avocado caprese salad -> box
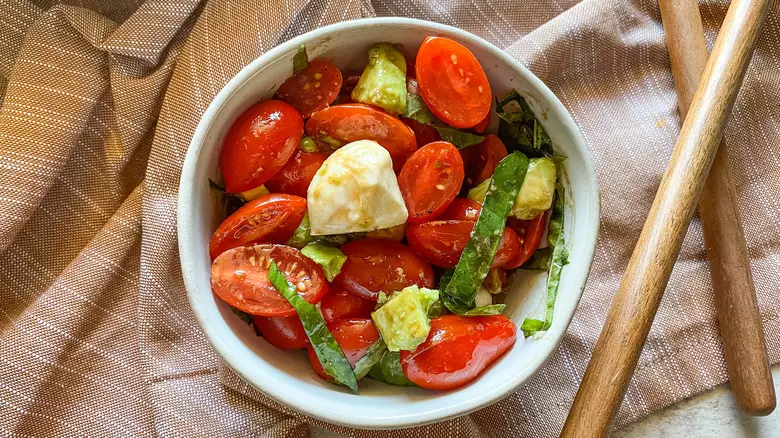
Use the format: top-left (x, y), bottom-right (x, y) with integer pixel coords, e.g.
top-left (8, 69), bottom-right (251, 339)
top-left (208, 37), bottom-right (568, 392)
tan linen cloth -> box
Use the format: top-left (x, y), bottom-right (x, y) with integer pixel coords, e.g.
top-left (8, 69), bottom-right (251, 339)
top-left (1, 0), bottom-right (779, 436)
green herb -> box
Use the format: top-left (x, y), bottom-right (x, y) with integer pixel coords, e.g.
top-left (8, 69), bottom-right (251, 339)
top-left (230, 307), bottom-right (253, 325)
top-left (368, 350), bottom-right (417, 387)
top-left (442, 152), bottom-right (529, 314)
top-left (293, 45), bottom-right (308, 74)
top-left (352, 339), bottom-right (387, 380)
top-left (520, 248), bottom-right (552, 271)
top-left (434, 124), bottom-right (484, 149)
top-left (301, 242), bottom-right (347, 282)
top-left (427, 300), bottom-right (447, 318)
top-left (268, 261), bottom-right (358, 392)
top-left (462, 304), bottom-right (506, 316)
top-left (288, 212), bottom-right (363, 248)
top-left (404, 94), bottom-right (435, 124)
top-left (300, 136), bottom-right (318, 153)
top-left (520, 183), bottom-right (569, 337)
top-left (496, 90), bottom-right (552, 157)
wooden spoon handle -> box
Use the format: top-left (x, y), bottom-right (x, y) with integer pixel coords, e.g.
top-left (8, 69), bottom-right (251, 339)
top-left (560, 0), bottom-right (772, 436)
top-left (660, 0), bottom-right (775, 416)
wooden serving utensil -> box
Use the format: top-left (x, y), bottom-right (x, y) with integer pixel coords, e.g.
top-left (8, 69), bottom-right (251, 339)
top-left (560, 0), bottom-right (772, 436)
top-left (660, 0), bottom-right (775, 416)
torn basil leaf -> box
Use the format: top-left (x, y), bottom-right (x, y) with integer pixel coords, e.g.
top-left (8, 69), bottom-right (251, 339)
top-left (404, 93), bottom-right (435, 124)
top-left (496, 90), bottom-right (553, 157)
top-left (368, 350), bottom-right (417, 387)
top-left (462, 304), bottom-right (506, 316)
top-left (268, 260), bottom-right (358, 392)
top-left (434, 124), bottom-right (484, 149)
top-left (230, 307), bottom-right (253, 325)
top-left (292, 44), bottom-right (308, 74)
top-left (520, 248), bottom-right (552, 271)
top-left (352, 339), bottom-right (387, 380)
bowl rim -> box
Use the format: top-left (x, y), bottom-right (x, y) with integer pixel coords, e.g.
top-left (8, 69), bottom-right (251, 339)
top-left (178, 16), bottom-right (600, 429)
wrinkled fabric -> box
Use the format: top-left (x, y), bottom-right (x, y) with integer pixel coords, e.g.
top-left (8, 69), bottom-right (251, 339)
top-left (1, 0), bottom-right (779, 436)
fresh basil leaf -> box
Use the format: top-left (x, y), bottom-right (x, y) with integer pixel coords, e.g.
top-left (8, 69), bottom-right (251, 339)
top-left (462, 304), bottom-right (506, 316)
top-left (442, 152), bottom-right (529, 314)
top-left (496, 90), bottom-right (552, 157)
top-left (353, 339), bottom-right (387, 380)
top-left (434, 124), bottom-right (484, 149)
top-left (520, 248), bottom-right (552, 271)
top-left (439, 269), bottom-right (454, 290)
top-left (368, 350), bottom-right (417, 387)
top-left (268, 261), bottom-right (358, 392)
top-left (288, 212), bottom-right (363, 248)
top-left (520, 183), bottom-right (568, 337)
top-left (427, 300), bottom-right (447, 318)
top-left (404, 94), bottom-right (435, 124)
top-left (293, 44), bottom-right (308, 74)
top-left (230, 307), bottom-right (253, 325)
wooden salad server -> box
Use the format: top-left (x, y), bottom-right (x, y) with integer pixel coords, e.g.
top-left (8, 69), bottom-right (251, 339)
top-left (561, 0), bottom-right (772, 436)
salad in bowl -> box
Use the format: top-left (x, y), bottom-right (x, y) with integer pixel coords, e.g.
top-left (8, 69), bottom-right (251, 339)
top-left (206, 36), bottom-right (568, 392)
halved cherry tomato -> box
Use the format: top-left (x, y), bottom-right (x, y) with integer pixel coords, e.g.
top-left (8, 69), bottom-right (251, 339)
top-left (440, 198), bottom-right (481, 221)
top-left (474, 112), bottom-right (490, 133)
top-left (333, 239), bottom-right (434, 302)
top-left (336, 73), bottom-right (361, 104)
top-left (208, 194), bottom-right (306, 259)
top-left (416, 37), bottom-right (491, 129)
top-left (211, 244), bottom-right (328, 317)
top-left (400, 314), bottom-right (516, 390)
top-left (265, 150), bottom-right (325, 197)
top-left (406, 220), bottom-right (519, 268)
top-left (401, 117), bottom-right (441, 147)
top-left (220, 100), bottom-right (303, 193)
top-left (398, 141), bottom-right (464, 223)
top-left (320, 288), bottom-right (376, 323)
top-left (307, 318), bottom-right (380, 380)
top-left (504, 211), bottom-right (549, 269)
top-left (467, 134), bottom-right (508, 186)
top-left (253, 315), bottom-right (308, 350)
top-left (305, 104), bottom-right (417, 171)
top-left (277, 59), bottom-right (342, 118)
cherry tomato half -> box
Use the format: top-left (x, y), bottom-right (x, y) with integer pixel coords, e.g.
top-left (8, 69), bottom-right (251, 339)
top-left (220, 100), bottom-right (303, 193)
top-left (277, 59), bottom-right (342, 118)
top-left (208, 194), bottom-right (306, 260)
top-left (307, 318), bottom-right (380, 380)
top-left (467, 134), bottom-right (508, 186)
top-left (474, 112), bottom-right (490, 133)
top-left (440, 198), bottom-right (482, 221)
top-left (305, 104), bottom-right (417, 171)
top-left (416, 37), bottom-right (492, 129)
top-left (320, 288), bottom-right (376, 323)
top-left (401, 117), bottom-right (441, 147)
top-left (253, 315), bottom-right (308, 350)
top-left (406, 220), bottom-right (519, 268)
top-left (400, 314), bottom-right (517, 390)
top-left (333, 239), bottom-right (435, 302)
top-left (211, 244), bottom-right (328, 317)
top-left (503, 211), bottom-right (549, 269)
top-left (398, 141), bottom-right (464, 223)
top-left (265, 150), bottom-right (325, 197)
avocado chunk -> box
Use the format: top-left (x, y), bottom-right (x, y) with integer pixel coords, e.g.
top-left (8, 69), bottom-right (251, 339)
top-left (511, 157), bottom-right (557, 220)
top-left (351, 43), bottom-right (407, 114)
top-left (300, 242), bottom-right (347, 282)
top-left (371, 285), bottom-right (439, 352)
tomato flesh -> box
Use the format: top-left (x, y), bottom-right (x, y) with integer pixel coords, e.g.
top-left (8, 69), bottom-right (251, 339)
top-left (208, 194), bottom-right (306, 260)
top-left (440, 198), bottom-right (481, 221)
top-left (307, 318), bottom-right (380, 380)
top-left (253, 315), bottom-right (308, 350)
top-left (220, 100), bottom-right (303, 193)
top-left (406, 220), bottom-right (519, 268)
top-left (305, 104), bottom-right (417, 171)
top-left (474, 112), bottom-right (490, 133)
top-left (416, 37), bottom-right (491, 128)
top-left (398, 141), bottom-right (464, 223)
top-left (401, 117), bottom-right (441, 147)
top-left (277, 59), bottom-right (342, 118)
top-left (265, 150), bottom-right (325, 197)
top-left (320, 288), bottom-right (376, 323)
top-left (504, 211), bottom-right (549, 269)
top-left (334, 239), bottom-right (434, 301)
top-left (400, 314), bottom-right (517, 390)
top-left (211, 244), bottom-right (328, 317)
top-left (467, 134), bottom-right (508, 186)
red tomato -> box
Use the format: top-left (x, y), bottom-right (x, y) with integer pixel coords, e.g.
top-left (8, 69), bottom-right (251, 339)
top-left (398, 141), bottom-right (464, 223)
top-left (211, 244), bottom-right (328, 317)
top-left (305, 104), bottom-right (417, 171)
top-left (416, 37), bottom-right (492, 129)
top-left (401, 117), bottom-right (441, 147)
top-left (406, 220), bottom-right (519, 268)
top-left (307, 318), bottom-right (380, 380)
top-left (265, 150), bottom-right (325, 197)
top-left (474, 112), bottom-right (490, 133)
top-left (220, 100), bottom-right (303, 193)
top-left (320, 288), bottom-right (375, 323)
top-left (334, 239), bottom-right (434, 302)
top-left (208, 194), bottom-right (306, 259)
top-left (253, 315), bottom-right (307, 350)
top-left (440, 198), bottom-right (481, 221)
top-left (336, 73), bottom-right (361, 104)
top-left (467, 134), bottom-right (508, 186)
top-left (400, 314), bottom-right (517, 390)
top-left (277, 60), bottom-right (342, 118)
top-left (504, 211), bottom-right (549, 269)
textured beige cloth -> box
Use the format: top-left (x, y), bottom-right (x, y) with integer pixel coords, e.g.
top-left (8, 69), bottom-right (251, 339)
top-left (1, 0), bottom-right (779, 436)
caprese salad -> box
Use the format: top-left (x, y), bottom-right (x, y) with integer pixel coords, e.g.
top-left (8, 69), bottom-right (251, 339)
top-left (208, 37), bottom-right (568, 392)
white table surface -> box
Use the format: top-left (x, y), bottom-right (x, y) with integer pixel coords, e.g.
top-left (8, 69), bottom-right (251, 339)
top-left (311, 365), bottom-right (780, 437)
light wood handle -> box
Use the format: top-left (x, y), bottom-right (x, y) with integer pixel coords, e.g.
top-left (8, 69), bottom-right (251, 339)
top-left (660, 0), bottom-right (775, 416)
top-left (561, 0), bottom-right (772, 436)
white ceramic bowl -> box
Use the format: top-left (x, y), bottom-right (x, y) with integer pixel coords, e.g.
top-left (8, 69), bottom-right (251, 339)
top-left (178, 17), bottom-right (599, 430)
